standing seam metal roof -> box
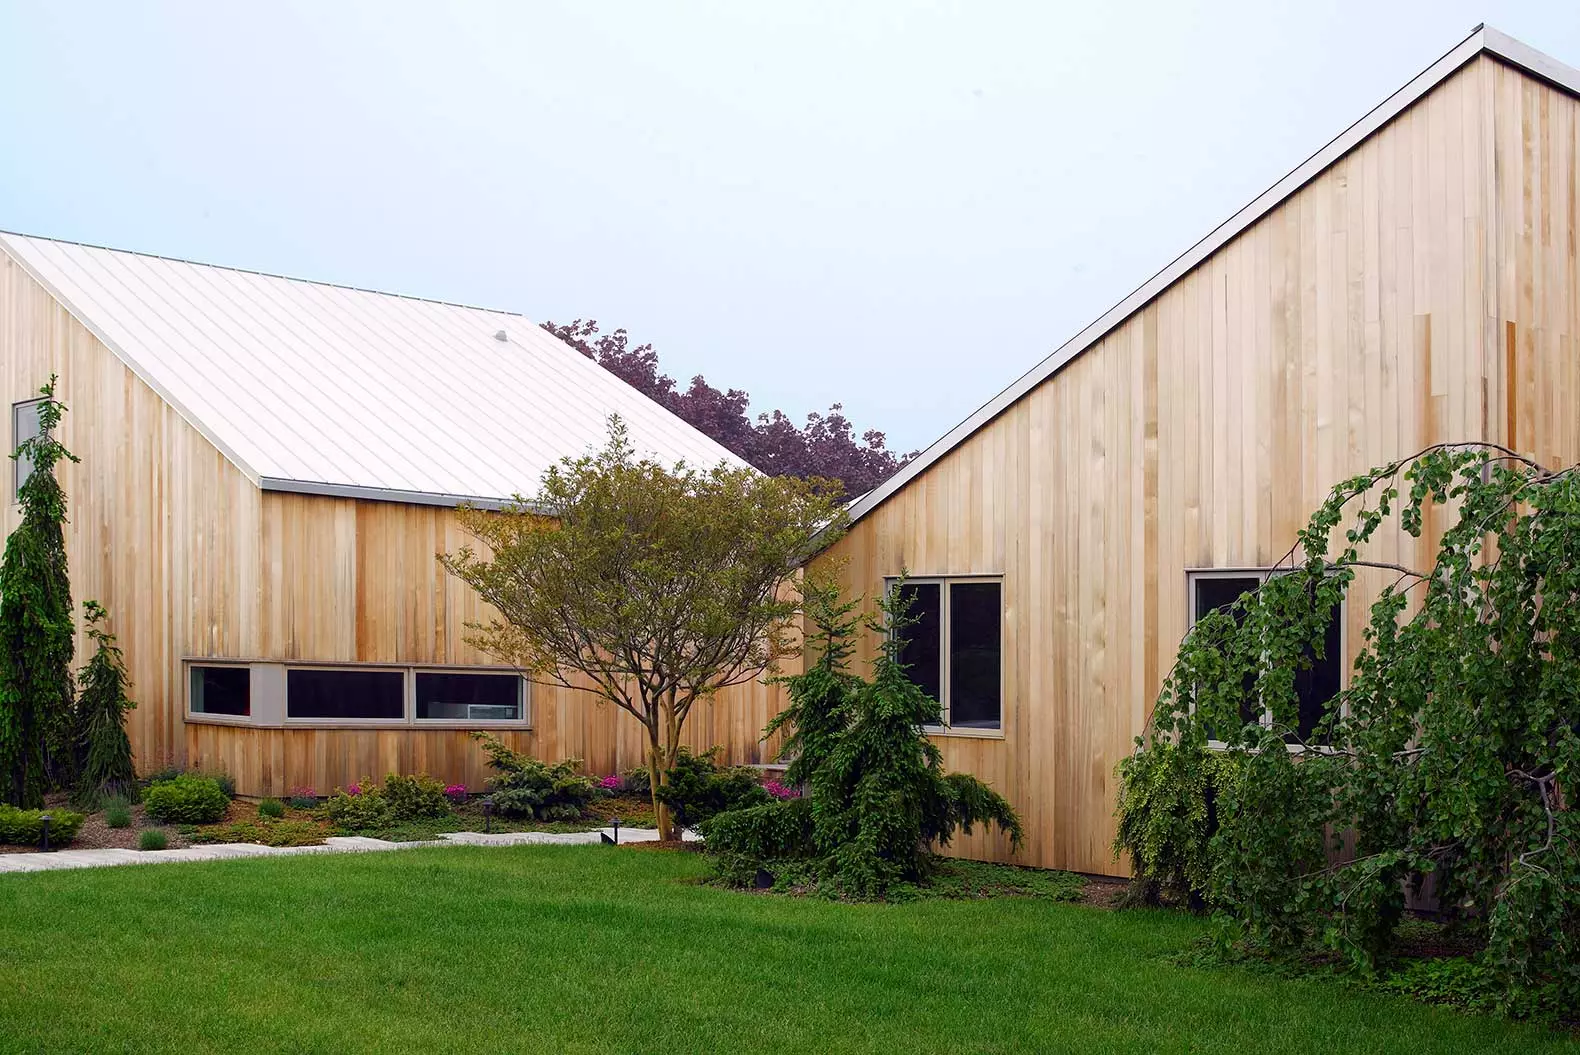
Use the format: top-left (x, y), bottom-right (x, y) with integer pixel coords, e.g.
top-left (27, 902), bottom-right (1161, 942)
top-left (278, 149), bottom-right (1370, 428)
top-left (0, 231), bottom-right (747, 505)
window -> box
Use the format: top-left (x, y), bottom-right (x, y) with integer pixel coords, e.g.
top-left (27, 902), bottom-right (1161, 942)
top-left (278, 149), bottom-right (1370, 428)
top-left (890, 577), bottom-right (1003, 732)
top-left (416, 671), bottom-right (523, 721)
top-left (12, 399), bottom-right (43, 499)
top-left (1188, 570), bottom-right (1343, 744)
top-left (190, 665), bottom-right (251, 717)
top-left (286, 667), bottom-right (404, 720)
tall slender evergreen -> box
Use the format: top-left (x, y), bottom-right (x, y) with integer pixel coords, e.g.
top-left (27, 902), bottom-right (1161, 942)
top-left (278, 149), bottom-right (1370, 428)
top-left (0, 377), bottom-right (78, 807)
top-left (73, 601), bottom-right (137, 807)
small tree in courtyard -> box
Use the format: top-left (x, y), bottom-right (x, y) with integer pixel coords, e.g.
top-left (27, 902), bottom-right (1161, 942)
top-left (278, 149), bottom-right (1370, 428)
top-left (73, 601), bottom-right (138, 808)
top-left (442, 418), bottom-right (845, 839)
top-left (0, 377), bottom-right (78, 807)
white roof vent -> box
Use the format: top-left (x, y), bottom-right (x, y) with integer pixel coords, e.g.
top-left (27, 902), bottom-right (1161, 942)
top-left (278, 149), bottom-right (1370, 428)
top-left (493, 329), bottom-right (509, 342)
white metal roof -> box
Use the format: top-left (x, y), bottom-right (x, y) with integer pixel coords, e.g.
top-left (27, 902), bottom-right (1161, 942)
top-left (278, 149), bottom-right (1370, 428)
top-left (844, 24), bottom-right (1580, 527)
top-left (0, 231), bottom-right (746, 505)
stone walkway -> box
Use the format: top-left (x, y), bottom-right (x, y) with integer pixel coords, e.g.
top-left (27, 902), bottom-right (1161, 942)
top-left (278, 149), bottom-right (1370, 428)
top-left (0, 827), bottom-right (698, 874)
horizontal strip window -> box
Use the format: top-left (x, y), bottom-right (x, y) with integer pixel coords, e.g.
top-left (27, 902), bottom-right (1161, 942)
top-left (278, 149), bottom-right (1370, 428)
top-left (183, 661), bottom-right (531, 729)
top-left (885, 576), bottom-right (1004, 735)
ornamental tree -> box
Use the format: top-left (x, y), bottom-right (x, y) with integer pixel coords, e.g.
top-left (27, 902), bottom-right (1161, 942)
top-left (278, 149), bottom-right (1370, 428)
top-left (442, 419), bottom-right (846, 839)
top-left (1117, 443), bottom-right (1579, 1013)
top-left (0, 377), bottom-right (78, 808)
top-left (73, 601), bottom-right (138, 808)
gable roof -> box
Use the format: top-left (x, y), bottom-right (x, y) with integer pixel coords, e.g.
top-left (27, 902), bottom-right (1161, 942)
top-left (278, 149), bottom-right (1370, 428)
top-left (0, 231), bottom-right (745, 507)
top-left (847, 24), bottom-right (1580, 527)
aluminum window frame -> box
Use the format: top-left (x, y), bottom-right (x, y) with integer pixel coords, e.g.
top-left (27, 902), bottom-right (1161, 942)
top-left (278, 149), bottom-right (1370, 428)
top-left (884, 574), bottom-right (1006, 739)
top-left (411, 666), bottom-right (530, 727)
top-left (185, 661), bottom-right (257, 727)
top-left (11, 397), bottom-right (44, 502)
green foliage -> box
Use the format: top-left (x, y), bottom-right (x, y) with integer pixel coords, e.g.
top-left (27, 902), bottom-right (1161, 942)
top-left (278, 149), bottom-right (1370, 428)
top-left (471, 732), bottom-right (600, 820)
top-left (324, 783), bottom-right (395, 831)
top-left (257, 798), bottom-right (286, 819)
top-left (192, 818), bottom-right (329, 847)
top-left (0, 377), bottom-right (79, 807)
top-left (654, 747), bottom-right (771, 830)
top-left (138, 828), bottom-right (168, 851)
top-left (707, 575), bottom-right (1021, 898)
top-left (1118, 442), bottom-right (1580, 1011)
top-left (0, 804), bottom-right (84, 845)
top-left (442, 418), bottom-right (847, 837)
top-left (104, 800), bottom-right (133, 828)
top-left (381, 773), bottom-right (453, 820)
top-left (71, 601), bottom-right (138, 808)
top-left (142, 774), bottom-right (230, 824)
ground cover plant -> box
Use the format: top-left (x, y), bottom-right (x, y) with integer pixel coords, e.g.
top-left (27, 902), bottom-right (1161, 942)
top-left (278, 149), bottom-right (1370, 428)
top-left (1117, 443), bottom-right (1580, 1018)
top-left (0, 846), bottom-right (1571, 1054)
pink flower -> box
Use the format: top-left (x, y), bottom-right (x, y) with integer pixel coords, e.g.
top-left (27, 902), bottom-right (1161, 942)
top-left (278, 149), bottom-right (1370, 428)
top-left (764, 780), bottom-right (800, 800)
top-left (599, 774), bottom-right (623, 790)
top-left (347, 783), bottom-right (362, 796)
top-left (444, 784), bottom-right (468, 803)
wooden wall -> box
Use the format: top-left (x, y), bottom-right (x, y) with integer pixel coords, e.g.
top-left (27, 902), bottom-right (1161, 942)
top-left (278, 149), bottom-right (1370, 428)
top-left (818, 56), bottom-right (1580, 875)
top-left (1, 250), bottom-right (785, 799)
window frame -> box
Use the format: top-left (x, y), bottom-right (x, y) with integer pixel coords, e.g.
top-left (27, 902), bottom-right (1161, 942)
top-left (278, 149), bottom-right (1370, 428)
top-left (884, 574), bottom-right (1006, 739)
top-left (1185, 567), bottom-right (1346, 749)
top-left (186, 662), bottom-right (256, 727)
top-left (11, 397), bottom-right (44, 502)
top-left (182, 659), bottom-right (533, 730)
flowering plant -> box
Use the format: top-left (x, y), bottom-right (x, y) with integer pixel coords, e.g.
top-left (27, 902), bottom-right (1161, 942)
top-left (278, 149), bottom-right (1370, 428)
top-left (444, 783), bottom-right (468, 804)
top-left (598, 774), bottom-right (623, 791)
top-left (763, 779), bottom-right (801, 800)
top-left (346, 782), bottom-right (363, 797)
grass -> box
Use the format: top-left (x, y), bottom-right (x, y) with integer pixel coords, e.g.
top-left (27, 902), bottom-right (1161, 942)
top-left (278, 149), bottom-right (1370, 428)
top-left (0, 848), bottom-right (1572, 1054)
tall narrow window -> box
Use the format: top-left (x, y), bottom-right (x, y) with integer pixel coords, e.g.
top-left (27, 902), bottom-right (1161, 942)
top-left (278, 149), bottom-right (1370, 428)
top-left (890, 577), bottom-right (1003, 732)
top-left (11, 399), bottom-right (43, 499)
top-left (1188, 571), bottom-right (1343, 743)
top-left (286, 668), bottom-right (404, 720)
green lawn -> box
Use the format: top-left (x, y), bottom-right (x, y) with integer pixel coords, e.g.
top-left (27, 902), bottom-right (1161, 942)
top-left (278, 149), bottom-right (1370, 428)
top-left (0, 847), bottom-right (1571, 1054)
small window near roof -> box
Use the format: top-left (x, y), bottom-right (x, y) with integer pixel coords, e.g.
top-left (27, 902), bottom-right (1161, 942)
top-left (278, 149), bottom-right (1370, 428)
top-left (190, 665), bottom-right (251, 717)
top-left (12, 399), bottom-right (43, 499)
top-left (415, 671), bottom-right (524, 721)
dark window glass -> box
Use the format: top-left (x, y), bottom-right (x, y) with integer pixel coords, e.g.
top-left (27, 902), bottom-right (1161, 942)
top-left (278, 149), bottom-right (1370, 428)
top-left (416, 672), bottom-right (522, 721)
top-left (895, 582), bottom-right (942, 712)
top-left (12, 399), bottom-right (42, 498)
top-left (1290, 595), bottom-right (1343, 744)
top-left (287, 668), bottom-right (404, 720)
top-left (949, 582), bottom-right (1002, 729)
top-left (1192, 576), bottom-right (1263, 733)
top-left (191, 665), bottom-right (250, 716)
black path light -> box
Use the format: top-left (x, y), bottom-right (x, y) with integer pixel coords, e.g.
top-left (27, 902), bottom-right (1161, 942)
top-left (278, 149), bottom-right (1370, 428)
top-left (600, 816), bottom-right (622, 846)
top-left (482, 800), bottom-right (495, 834)
top-left (39, 814), bottom-right (53, 852)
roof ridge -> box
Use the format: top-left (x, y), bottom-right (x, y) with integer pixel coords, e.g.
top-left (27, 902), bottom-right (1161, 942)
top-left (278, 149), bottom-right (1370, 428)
top-left (0, 228), bottom-right (529, 318)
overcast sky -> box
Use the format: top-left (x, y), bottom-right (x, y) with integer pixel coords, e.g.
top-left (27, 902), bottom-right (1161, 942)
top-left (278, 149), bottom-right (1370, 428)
top-left (2, 2), bottom-right (1576, 453)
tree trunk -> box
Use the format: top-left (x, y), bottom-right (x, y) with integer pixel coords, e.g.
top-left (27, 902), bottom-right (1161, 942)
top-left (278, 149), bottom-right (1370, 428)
top-left (647, 727), bottom-right (674, 842)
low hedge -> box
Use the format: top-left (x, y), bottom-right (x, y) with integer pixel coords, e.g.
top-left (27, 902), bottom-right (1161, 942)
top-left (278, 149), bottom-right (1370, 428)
top-left (142, 774), bottom-right (230, 824)
top-left (0, 805), bottom-right (85, 846)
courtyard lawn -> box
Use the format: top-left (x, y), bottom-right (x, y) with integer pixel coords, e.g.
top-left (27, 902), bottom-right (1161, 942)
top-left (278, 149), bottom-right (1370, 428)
top-left (0, 847), bottom-right (1571, 1054)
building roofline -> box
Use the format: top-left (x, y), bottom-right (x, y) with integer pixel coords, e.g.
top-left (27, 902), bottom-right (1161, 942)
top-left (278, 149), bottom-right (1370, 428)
top-left (845, 24), bottom-right (1580, 527)
top-left (258, 476), bottom-right (543, 512)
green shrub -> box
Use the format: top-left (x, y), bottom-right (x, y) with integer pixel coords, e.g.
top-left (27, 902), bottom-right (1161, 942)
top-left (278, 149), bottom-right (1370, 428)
top-left (656, 747), bottom-right (772, 831)
top-left (381, 773), bottom-right (452, 821)
top-left (192, 818), bottom-right (329, 847)
top-left (257, 798), bottom-right (286, 819)
top-left (104, 800), bottom-right (133, 829)
top-left (138, 828), bottom-right (168, 851)
top-left (142, 774), bottom-right (230, 824)
top-left (471, 733), bottom-right (600, 820)
top-left (0, 804), bottom-right (85, 846)
top-left (70, 601), bottom-right (139, 808)
top-left (702, 798), bottom-right (814, 885)
top-left (325, 784), bottom-right (394, 832)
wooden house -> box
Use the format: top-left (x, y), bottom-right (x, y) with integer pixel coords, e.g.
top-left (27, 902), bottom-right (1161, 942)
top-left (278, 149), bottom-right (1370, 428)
top-left (0, 231), bottom-right (781, 798)
top-left (809, 25), bottom-right (1580, 874)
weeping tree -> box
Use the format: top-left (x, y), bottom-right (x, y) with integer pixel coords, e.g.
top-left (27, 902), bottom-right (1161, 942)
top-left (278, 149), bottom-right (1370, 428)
top-left (442, 418), bottom-right (846, 840)
top-left (709, 574), bottom-right (1023, 897)
top-left (1117, 442), bottom-right (1578, 1013)
top-left (73, 601), bottom-right (138, 808)
top-left (0, 377), bottom-right (78, 808)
